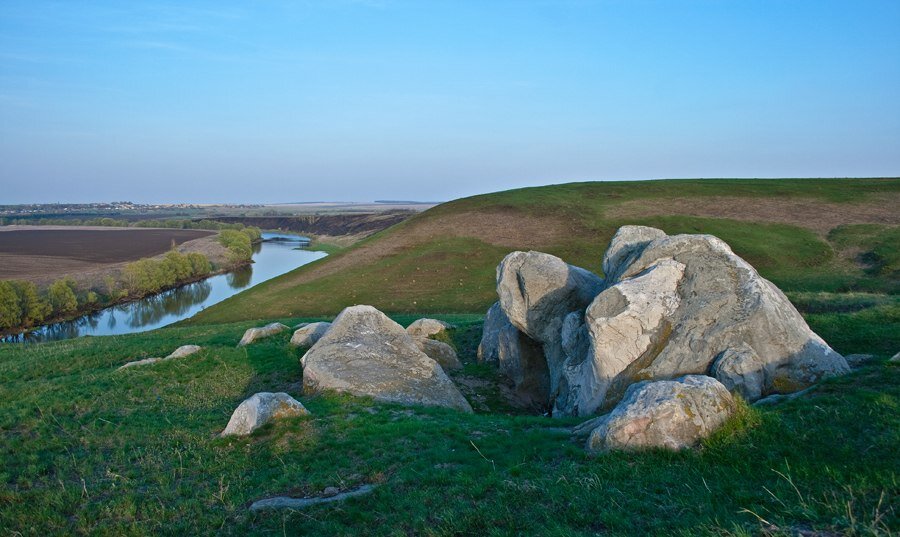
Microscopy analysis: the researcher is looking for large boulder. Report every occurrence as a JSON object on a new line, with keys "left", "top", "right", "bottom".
{"left": 553, "top": 227, "right": 848, "bottom": 415}
{"left": 414, "top": 338, "right": 462, "bottom": 371}
{"left": 496, "top": 251, "right": 604, "bottom": 402}
{"left": 301, "top": 305, "right": 472, "bottom": 412}
{"left": 238, "top": 322, "right": 289, "bottom": 346}
{"left": 406, "top": 318, "right": 453, "bottom": 339}
{"left": 220, "top": 392, "right": 309, "bottom": 436}
{"left": 290, "top": 322, "right": 332, "bottom": 347}
{"left": 586, "top": 375, "right": 735, "bottom": 452}
{"left": 558, "top": 259, "right": 685, "bottom": 415}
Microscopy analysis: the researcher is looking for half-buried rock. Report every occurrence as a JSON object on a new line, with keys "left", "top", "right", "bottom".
{"left": 290, "top": 322, "right": 332, "bottom": 347}
{"left": 220, "top": 392, "right": 309, "bottom": 436}
{"left": 238, "top": 322, "right": 289, "bottom": 346}
{"left": 406, "top": 318, "right": 453, "bottom": 339}
{"left": 118, "top": 345, "right": 202, "bottom": 370}
{"left": 301, "top": 305, "right": 472, "bottom": 412}
{"left": 586, "top": 375, "right": 735, "bottom": 452}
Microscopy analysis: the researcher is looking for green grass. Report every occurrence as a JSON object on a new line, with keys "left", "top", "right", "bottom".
{"left": 1, "top": 307, "right": 897, "bottom": 536}
{"left": 189, "top": 178, "right": 899, "bottom": 324}
{"left": 3, "top": 179, "right": 899, "bottom": 534}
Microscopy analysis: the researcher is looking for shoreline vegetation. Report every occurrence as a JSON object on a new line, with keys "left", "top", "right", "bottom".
{"left": 0, "top": 226, "right": 262, "bottom": 338}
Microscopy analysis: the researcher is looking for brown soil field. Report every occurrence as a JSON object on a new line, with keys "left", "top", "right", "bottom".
{"left": 0, "top": 226, "right": 219, "bottom": 286}
{"left": 603, "top": 193, "right": 900, "bottom": 235}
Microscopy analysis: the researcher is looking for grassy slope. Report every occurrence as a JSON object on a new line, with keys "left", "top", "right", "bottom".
{"left": 1, "top": 308, "right": 897, "bottom": 536}
{"left": 188, "top": 178, "right": 900, "bottom": 324}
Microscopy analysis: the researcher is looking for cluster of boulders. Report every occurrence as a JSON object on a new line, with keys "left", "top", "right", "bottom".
{"left": 299, "top": 306, "right": 471, "bottom": 412}
{"left": 220, "top": 309, "right": 468, "bottom": 436}
{"left": 478, "top": 225, "right": 850, "bottom": 451}
{"left": 194, "top": 225, "right": 852, "bottom": 453}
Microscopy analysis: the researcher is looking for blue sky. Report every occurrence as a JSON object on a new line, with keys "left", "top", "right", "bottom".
{"left": 1, "top": 1, "right": 898, "bottom": 204}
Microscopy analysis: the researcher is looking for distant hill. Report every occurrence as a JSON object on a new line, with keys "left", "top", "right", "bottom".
{"left": 189, "top": 178, "right": 900, "bottom": 324}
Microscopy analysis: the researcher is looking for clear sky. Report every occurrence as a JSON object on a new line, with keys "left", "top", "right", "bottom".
{"left": 1, "top": 1, "right": 898, "bottom": 204}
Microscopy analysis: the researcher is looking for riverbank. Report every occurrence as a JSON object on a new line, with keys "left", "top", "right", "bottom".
{"left": 2, "top": 234, "right": 326, "bottom": 342}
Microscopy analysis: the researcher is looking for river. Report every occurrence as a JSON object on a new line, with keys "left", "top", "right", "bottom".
{"left": 2, "top": 232, "right": 327, "bottom": 343}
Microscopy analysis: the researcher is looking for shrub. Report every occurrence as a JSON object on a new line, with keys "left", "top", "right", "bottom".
{"left": 219, "top": 229, "right": 252, "bottom": 263}
{"left": 187, "top": 252, "right": 212, "bottom": 276}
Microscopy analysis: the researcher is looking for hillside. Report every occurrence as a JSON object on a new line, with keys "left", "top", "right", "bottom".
{"left": 1, "top": 314, "right": 897, "bottom": 535}
{"left": 189, "top": 178, "right": 900, "bottom": 324}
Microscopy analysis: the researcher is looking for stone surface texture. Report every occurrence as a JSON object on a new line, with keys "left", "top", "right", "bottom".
{"left": 301, "top": 305, "right": 472, "bottom": 412}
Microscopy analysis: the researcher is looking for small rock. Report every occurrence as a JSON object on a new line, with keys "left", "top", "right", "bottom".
{"left": 753, "top": 386, "right": 814, "bottom": 406}
{"left": 711, "top": 344, "right": 766, "bottom": 401}
{"left": 118, "top": 345, "right": 202, "bottom": 370}
{"left": 238, "top": 323, "right": 289, "bottom": 346}
{"left": 586, "top": 375, "right": 735, "bottom": 452}
{"left": 891, "top": 351, "right": 900, "bottom": 363}
{"left": 249, "top": 484, "right": 377, "bottom": 511}
{"left": 220, "top": 392, "right": 309, "bottom": 436}
{"left": 844, "top": 354, "right": 875, "bottom": 367}
{"left": 322, "top": 487, "right": 340, "bottom": 497}
{"left": 290, "top": 322, "right": 331, "bottom": 347}
{"left": 406, "top": 318, "right": 453, "bottom": 339}
{"left": 414, "top": 338, "right": 462, "bottom": 370}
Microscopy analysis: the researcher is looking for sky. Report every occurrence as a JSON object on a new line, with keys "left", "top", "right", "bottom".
{"left": 1, "top": 1, "right": 898, "bottom": 204}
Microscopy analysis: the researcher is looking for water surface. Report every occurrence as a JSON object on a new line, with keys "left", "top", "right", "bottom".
{"left": 4, "top": 232, "right": 326, "bottom": 343}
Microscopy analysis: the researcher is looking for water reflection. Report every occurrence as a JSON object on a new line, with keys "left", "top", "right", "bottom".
{"left": 3, "top": 232, "right": 326, "bottom": 343}
{"left": 227, "top": 266, "right": 253, "bottom": 289}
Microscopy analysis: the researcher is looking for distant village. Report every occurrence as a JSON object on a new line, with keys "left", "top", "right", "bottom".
{"left": 0, "top": 202, "right": 260, "bottom": 217}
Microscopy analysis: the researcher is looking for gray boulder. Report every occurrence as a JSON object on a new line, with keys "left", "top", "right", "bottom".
{"left": 496, "top": 251, "right": 604, "bottom": 403}
{"left": 551, "top": 227, "right": 848, "bottom": 415}
{"left": 476, "top": 302, "right": 549, "bottom": 408}
{"left": 118, "top": 345, "right": 202, "bottom": 370}
{"left": 238, "top": 322, "right": 290, "bottom": 346}
{"left": 601, "top": 225, "right": 668, "bottom": 283}
{"left": 301, "top": 305, "right": 472, "bottom": 412}
{"left": 710, "top": 344, "right": 767, "bottom": 401}
{"left": 586, "top": 375, "right": 735, "bottom": 452}
{"left": 220, "top": 392, "right": 309, "bottom": 436}
{"left": 415, "top": 338, "right": 462, "bottom": 371}
{"left": 290, "top": 322, "right": 332, "bottom": 347}
{"left": 406, "top": 318, "right": 453, "bottom": 339}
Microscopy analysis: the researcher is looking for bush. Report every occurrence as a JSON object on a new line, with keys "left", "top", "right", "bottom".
{"left": 187, "top": 252, "right": 212, "bottom": 276}
{"left": 123, "top": 250, "right": 213, "bottom": 295}
{"left": 47, "top": 278, "right": 78, "bottom": 315}
{"left": 219, "top": 229, "right": 252, "bottom": 263}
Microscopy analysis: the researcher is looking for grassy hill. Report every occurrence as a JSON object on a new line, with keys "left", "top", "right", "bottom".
{"left": 188, "top": 178, "right": 900, "bottom": 324}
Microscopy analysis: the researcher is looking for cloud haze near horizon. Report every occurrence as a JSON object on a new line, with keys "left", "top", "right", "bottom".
{"left": 1, "top": 0, "right": 898, "bottom": 204}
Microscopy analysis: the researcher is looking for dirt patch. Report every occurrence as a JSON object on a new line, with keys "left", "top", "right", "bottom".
{"left": 0, "top": 227, "right": 225, "bottom": 287}
{"left": 604, "top": 194, "right": 900, "bottom": 235}
{"left": 261, "top": 208, "right": 579, "bottom": 293}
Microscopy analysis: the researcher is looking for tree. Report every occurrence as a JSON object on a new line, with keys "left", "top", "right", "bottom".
{"left": 10, "top": 280, "right": 51, "bottom": 325}
{"left": 48, "top": 278, "right": 79, "bottom": 315}
{"left": 0, "top": 281, "right": 22, "bottom": 330}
